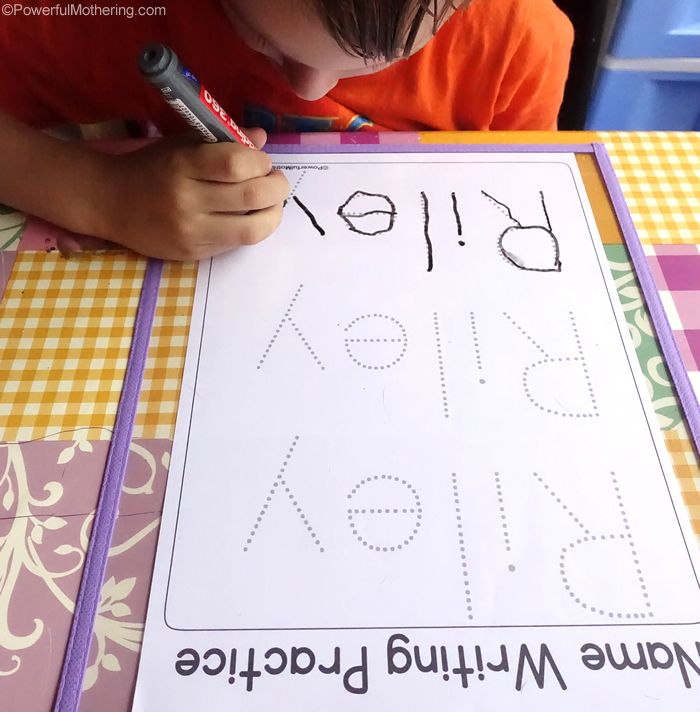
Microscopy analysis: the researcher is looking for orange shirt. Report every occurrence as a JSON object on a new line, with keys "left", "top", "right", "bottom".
{"left": 0, "top": 0, "right": 573, "bottom": 133}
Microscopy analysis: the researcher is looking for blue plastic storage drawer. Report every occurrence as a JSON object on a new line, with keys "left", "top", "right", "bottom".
{"left": 610, "top": 0, "right": 700, "bottom": 59}
{"left": 586, "top": 67, "right": 700, "bottom": 130}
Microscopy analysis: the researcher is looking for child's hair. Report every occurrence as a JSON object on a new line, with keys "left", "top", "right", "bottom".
{"left": 313, "top": 0, "right": 467, "bottom": 61}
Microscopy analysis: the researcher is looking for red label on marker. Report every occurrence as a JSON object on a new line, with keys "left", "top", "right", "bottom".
{"left": 200, "top": 86, "right": 256, "bottom": 149}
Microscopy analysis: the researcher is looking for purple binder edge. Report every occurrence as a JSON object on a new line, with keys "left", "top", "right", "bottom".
{"left": 52, "top": 258, "right": 163, "bottom": 712}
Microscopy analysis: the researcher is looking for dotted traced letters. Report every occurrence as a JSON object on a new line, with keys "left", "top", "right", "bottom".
{"left": 493, "top": 472, "right": 515, "bottom": 573}
{"left": 469, "top": 312, "right": 486, "bottom": 385}
{"left": 504, "top": 311, "right": 599, "bottom": 418}
{"left": 433, "top": 313, "right": 450, "bottom": 419}
{"left": 346, "top": 475, "right": 422, "bottom": 552}
{"left": 257, "top": 284, "right": 325, "bottom": 371}
{"left": 343, "top": 314, "right": 408, "bottom": 370}
{"left": 451, "top": 473, "right": 474, "bottom": 620}
{"left": 533, "top": 470, "right": 653, "bottom": 619}
{"left": 243, "top": 436, "right": 325, "bottom": 554}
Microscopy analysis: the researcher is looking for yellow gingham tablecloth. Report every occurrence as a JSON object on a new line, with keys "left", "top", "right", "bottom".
{"left": 599, "top": 132, "right": 699, "bottom": 244}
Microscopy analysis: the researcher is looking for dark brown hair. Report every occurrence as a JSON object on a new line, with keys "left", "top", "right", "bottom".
{"left": 313, "top": 0, "right": 466, "bottom": 61}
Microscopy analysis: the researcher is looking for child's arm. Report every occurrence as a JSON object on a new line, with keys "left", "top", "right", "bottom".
{"left": 0, "top": 110, "right": 289, "bottom": 260}
{"left": 489, "top": 1, "right": 574, "bottom": 131}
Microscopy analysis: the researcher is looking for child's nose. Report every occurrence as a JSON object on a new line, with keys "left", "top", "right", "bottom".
{"left": 282, "top": 60, "right": 338, "bottom": 101}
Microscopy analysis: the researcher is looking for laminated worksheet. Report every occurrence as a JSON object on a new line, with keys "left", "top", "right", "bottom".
{"left": 133, "top": 151, "right": 700, "bottom": 711}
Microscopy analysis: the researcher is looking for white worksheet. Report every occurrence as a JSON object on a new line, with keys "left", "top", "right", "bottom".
{"left": 133, "top": 152, "right": 700, "bottom": 711}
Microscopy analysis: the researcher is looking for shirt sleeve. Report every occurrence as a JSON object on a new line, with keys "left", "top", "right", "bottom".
{"left": 0, "top": 12, "right": 168, "bottom": 129}
{"left": 490, "top": 1, "right": 574, "bottom": 131}
{"left": 0, "top": 18, "right": 49, "bottom": 126}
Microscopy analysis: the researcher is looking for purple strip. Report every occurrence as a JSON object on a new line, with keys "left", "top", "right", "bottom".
{"left": 266, "top": 132, "right": 301, "bottom": 145}
{"left": 340, "top": 133, "right": 380, "bottom": 144}
{"left": 593, "top": 143, "right": 700, "bottom": 454}
{"left": 269, "top": 142, "right": 596, "bottom": 154}
{"left": 378, "top": 131, "right": 421, "bottom": 144}
{"left": 301, "top": 132, "right": 342, "bottom": 145}
{"left": 52, "top": 258, "right": 163, "bottom": 712}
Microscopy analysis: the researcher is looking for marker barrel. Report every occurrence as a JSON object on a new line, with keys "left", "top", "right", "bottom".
{"left": 138, "top": 43, "right": 256, "bottom": 148}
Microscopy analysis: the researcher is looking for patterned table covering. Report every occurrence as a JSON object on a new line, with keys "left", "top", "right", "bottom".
{"left": 0, "top": 131, "right": 698, "bottom": 712}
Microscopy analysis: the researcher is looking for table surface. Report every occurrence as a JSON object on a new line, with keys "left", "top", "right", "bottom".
{"left": 0, "top": 131, "right": 698, "bottom": 712}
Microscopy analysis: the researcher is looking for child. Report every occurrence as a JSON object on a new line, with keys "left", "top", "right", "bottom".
{"left": 0, "top": 0, "right": 572, "bottom": 260}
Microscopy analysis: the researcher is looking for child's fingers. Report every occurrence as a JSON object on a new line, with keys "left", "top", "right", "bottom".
{"left": 186, "top": 142, "right": 272, "bottom": 183}
{"left": 200, "top": 170, "right": 289, "bottom": 213}
{"left": 207, "top": 202, "right": 284, "bottom": 247}
{"left": 244, "top": 127, "right": 267, "bottom": 150}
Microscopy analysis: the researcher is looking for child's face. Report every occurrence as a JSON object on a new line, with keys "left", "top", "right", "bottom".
{"left": 221, "top": 0, "right": 454, "bottom": 100}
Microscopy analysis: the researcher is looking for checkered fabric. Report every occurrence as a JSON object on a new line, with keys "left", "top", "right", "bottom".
{"left": 0, "top": 252, "right": 145, "bottom": 441}
{"left": 643, "top": 243, "right": 700, "bottom": 405}
{"left": 134, "top": 261, "right": 197, "bottom": 438}
{"left": 599, "top": 132, "right": 700, "bottom": 245}
{"left": 665, "top": 425, "right": 700, "bottom": 529}
{"left": 0, "top": 253, "right": 198, "bottom": 442}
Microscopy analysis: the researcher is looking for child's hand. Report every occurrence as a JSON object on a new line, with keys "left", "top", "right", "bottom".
{"left": 101, "top": 128, "right": 289, "bottom": 260}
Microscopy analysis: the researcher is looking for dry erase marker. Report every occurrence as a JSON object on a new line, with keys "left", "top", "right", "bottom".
{"left": 138, "top": 43, "right": 257, "bottom": 149}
